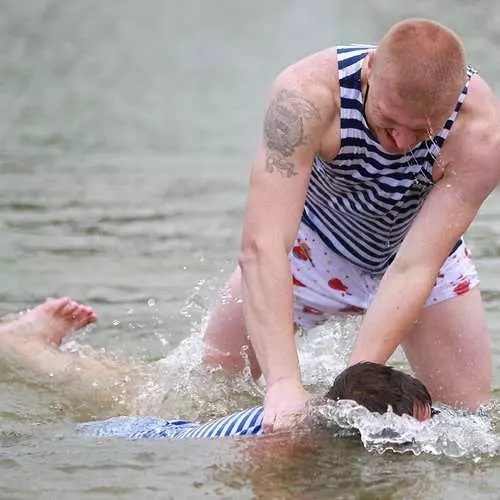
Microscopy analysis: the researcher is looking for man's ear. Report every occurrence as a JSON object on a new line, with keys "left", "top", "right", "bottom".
{"left": 412, "top": 403, "right": 432, "bottom": 421}
{"left": 365, "top": 52, "right": 375, "bottom": 79}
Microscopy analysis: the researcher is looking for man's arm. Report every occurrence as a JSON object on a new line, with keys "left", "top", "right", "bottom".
{"left": 349, "top": 78, "right": 500, "bottom": 367}
{"left": 239, "top": 74, "right": 335, "bottom": 432}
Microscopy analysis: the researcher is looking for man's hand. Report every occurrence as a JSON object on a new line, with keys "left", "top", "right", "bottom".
{"left": 263, "top": 378, "right": 314, "bottom": 433}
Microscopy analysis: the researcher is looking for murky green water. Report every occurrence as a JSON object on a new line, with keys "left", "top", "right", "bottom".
{"left": 1, "top": 1, "right": 500, "bottom": 498}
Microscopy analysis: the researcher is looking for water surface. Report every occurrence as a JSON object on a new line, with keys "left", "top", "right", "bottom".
{"left": 1, "top": 1, "right": 500, "bottom": 498}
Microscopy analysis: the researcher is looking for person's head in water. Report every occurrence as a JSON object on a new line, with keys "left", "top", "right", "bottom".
{"left": 325, "top": 362, "right": 433, "bottom": 421}
{"left": 363, "top": 18, "right": 467, "bottom": 153}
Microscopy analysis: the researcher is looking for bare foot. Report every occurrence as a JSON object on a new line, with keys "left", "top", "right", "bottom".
{"left": 0, "top": 297, "right": 97, "bottom": 346}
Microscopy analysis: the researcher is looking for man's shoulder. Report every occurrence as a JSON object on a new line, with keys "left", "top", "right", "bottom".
{"left": 274, "top": 45, "right": 373, "bottom": 109}
{"left": 271, "top": 47, "right": 341, "bottom": 123}
{"left": 285, "top": 44, "right": 374, "bottom": 72}
{"left": 442, "top": 74, "right": 500, "bottom": 192}
{"left": 452, "top": 75, "right": 500, "bottom": 152}
{"left": 277, "top": 47, "right": 337, "bottom": 85}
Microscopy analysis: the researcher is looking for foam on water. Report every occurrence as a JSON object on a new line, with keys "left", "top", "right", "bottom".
{"left": 308, "top": 399, "right": 500, "bottom": 458}
{"left": 297, "top": 322, "right": 500, "bottom": 458}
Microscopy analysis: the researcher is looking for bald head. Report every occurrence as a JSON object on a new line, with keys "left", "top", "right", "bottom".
{"left": 371, "top": 19, "right": 467, "bottom": 115}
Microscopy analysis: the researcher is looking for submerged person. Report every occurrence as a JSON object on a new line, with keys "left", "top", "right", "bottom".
{"left": 202, "top": 18, "right": 500, "bottom": 432}
{"left": 0, "top": 298, "right": 432, "bottom": 439}
{"left": 79, "top": 361, "right": 433, "bottom": 439}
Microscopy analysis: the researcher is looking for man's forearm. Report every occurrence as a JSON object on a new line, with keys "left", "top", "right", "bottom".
{"left": 349, "top": 265, "right": 433, "bottom": 365}
{"left": 239, "top": 252, "right": 301, "bottom": 387}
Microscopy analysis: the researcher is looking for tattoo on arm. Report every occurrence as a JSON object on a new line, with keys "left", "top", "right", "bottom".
{"left": 265, "top": 153, "right": 297, "bottom": 178}
{"left": 263, "top": 89, "right": 321, "bottom": 177}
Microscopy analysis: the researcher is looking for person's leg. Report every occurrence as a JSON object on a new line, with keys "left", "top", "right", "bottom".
{"left": 402, "top": 288, "right": 490, "bottom": 410}
{"left": 0, "top": 297, "right": 96, "bottom": 345}
{"left": 402, "top": 243, "right": 491, "bottom": 410}
{"left": 0, "top": 312, "right": 24, "bottom": 325}
{"left": 202, "top": 222, "right": 370, "bottom": 378}
{"left": 202, "top": 266, "right": 261, "bottom": 377}
{"left": 0, "top": 297, "right": 128, "bottom": 384}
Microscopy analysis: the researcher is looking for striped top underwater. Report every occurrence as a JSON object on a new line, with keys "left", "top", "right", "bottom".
{"left": 78, "top": 406, "right": 264, "bottom": 439}
{"left": 303, "top": 45, "right": 475, "bottom": 273}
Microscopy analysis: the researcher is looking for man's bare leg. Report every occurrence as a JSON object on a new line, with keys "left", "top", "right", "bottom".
{"left": 402, "top": 288, "right": 491, "bottom": 410}
{"left": 202, "top": 266, "right": 261, "bottom": 378}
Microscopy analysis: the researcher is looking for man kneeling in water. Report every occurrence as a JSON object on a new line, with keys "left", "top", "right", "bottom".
{"left": 79, "top": 361, "right": 434, "bottom": 439}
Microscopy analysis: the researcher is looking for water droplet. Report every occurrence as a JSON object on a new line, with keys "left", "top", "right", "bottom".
{"left": 147, "top": 298, "right": 156, "bottom": 307}
{"left": 112, "top": 320, "right": 120, "bottom": 326}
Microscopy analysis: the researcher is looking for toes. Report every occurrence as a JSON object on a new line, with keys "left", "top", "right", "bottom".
{"left": 61, "top": 302, "right": 97, "bottom": 326}
{"left": 81, "top": 305, "right": 94, "bottom": 316}
{"left": 42, "top": 297, "right": 72, "bottom": 315}
{"left": 38, "top": 297, "right": 97, "bottom": 325}
{"left": 82, "top": 311, "right": 97, "bottom": 327}
{"left": 80, "top": 305, "right": 97, "bottom": 321}
{"left": 60, "top": 300, "right": 80, "bottom": 318}
{"left": 87, "top": 311, "right": 98, "bottom": 324}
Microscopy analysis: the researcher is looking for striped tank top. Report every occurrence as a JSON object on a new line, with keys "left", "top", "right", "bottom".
{"left": 302, "top": 45, "right": 474, "bottom": 274}
{"left": 78, "top": 406, "right": 264, "bottom": 439}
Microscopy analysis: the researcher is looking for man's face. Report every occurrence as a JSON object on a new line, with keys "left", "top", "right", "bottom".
{"left": 365, "top": 65, "right": 453, "bottom": 154}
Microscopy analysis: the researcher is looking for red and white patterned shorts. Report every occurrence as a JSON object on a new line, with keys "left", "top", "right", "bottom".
{"left": 290, "top": 222, "right": 479, "bottom": 328}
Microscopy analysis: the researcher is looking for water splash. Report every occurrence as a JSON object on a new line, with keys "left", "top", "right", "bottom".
{"left": 123, "top": 277, "right": 264, "bottom": 420}
{"left": 309, "top": 399, "right": 500, "bottom": 458}
{"left": 298, "top": 317, "right": 360, "bottom": 391}
{"left": 152, "top": 323, "right": 263, "bottom": 421}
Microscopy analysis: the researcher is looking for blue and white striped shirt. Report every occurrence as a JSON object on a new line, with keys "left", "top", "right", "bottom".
{"left": 303, "top": 45, "right": 474, "bottom": 273}
{"left": 78, "top": 406, "right": 264, "bottom": 439}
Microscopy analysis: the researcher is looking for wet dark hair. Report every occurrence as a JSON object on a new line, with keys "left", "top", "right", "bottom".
{"left": 324, "top": 362, "right": 433, "bottom": 417}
